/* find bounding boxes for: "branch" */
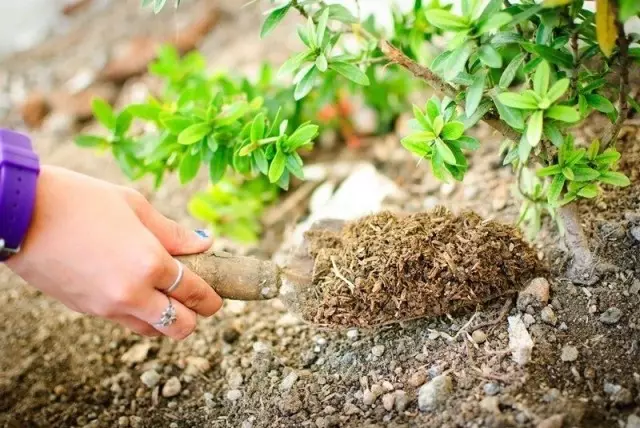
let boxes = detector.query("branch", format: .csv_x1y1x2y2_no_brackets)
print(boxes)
601,26,630,149
569,32,579,99
380,40,522,143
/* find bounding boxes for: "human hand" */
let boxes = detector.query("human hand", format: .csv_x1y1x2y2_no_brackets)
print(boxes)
6,165,222,339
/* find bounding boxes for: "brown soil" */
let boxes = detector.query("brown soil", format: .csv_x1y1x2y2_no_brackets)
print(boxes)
304,209,544,328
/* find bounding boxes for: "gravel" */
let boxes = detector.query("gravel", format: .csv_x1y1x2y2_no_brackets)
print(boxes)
161,377,182,398
517,277,550,311
140,370,160,388
279,371,299,392
483,383,500,396
226,389,242,402
560,345,579,362
541,306,558,326
417,374,453,412
471,329,487,344
371,345,385,357
600,307,622,324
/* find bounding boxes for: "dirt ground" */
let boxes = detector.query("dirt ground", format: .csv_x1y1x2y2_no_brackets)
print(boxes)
1,1,639,428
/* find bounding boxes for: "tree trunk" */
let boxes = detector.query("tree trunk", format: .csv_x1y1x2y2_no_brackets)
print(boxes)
559,203,599,285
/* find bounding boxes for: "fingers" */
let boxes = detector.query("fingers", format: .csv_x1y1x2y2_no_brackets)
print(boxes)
111,315,161,337
132,293,199,340
128,192,212,255
161,260,222,317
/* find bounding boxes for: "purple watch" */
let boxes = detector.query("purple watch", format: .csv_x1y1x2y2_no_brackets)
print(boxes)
0,129,40,262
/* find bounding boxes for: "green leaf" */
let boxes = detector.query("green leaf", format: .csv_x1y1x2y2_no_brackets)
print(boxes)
287,124,319,150
286,154,304,180
297,24,313,48
278,51,312,77
315,8,329,46
537,164,562,177
491,32,524,46
91,98,116,130
209,148,227,184
125,103,162,121
478,45,503,68
522,43,573,68
178,123,211,145
527,110,544,146
572,167,600,181
510,4,544,26
548,174,566,204
498,92,540,110
620,0,640,21
543,123,564,147
178,149,201,184
329,61,370,85
562,166,575,180
577,183,599,198
401,137,431,158
477,12,512,34
545,105,580,122
444,42,474,81
465,71,486,116
153,0,167,14
115,111,133,136
599,171,630,187
588,139,601,160
431,151,449,182
585,94,615,113
441,121,465,140
413,105,433,131
251,114,265,143
491,94,525,130
161,115,193,134
460,100,492,129
260,4,291,38
533,60,550,96
499,52,527,89
402,131,437,145
315,53,328,72
75,135,109,148
435,139,457,165
318,4,357,24
426,97,441,122
454,135,480,150
253,148,269,175
546,78,570,104
432,115,444,136
215,102,249,126
269,150,287,183
424,9,470,31
294,66,316,100
594,148,620,166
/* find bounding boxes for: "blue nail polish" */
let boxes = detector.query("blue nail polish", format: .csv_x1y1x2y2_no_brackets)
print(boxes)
195,229,210,239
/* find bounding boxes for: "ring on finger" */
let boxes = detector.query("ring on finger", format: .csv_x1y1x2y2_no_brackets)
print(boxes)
153,295,177,328
164,259,184,294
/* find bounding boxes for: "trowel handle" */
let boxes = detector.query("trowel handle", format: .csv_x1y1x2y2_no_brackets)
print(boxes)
175,251,281,300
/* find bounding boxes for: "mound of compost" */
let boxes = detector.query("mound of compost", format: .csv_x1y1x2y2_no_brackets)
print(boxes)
303,207,544,327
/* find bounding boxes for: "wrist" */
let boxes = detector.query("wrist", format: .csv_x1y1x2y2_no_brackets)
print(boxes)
0,129,40,262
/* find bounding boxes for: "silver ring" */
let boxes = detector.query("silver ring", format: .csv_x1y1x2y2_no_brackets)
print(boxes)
165,259,184,294
153,296,177,328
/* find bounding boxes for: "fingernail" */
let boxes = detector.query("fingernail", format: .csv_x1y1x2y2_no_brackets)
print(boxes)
194,229,210,239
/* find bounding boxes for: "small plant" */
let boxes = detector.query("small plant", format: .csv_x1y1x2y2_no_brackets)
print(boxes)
80,0,638,280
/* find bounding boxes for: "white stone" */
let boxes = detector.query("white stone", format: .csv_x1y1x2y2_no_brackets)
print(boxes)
508,315,534,366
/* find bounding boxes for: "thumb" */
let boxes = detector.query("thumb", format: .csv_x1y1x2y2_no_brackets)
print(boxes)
134,198,212,255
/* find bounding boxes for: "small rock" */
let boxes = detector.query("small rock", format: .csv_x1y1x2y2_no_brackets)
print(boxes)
203,392,215,408
394,390,408,412
382,393,395,411
600,307,622,324
53,385,67,396
471,330,487,344
343,402,361,415
610,386,633,406
140,370,160,388
118,416,129,427
371,345,385,357
537,414,564,428
278,393,303,415
222,327,241,343
523,313,536,327
627,414,640,428
253,342,270,353
382,381,394,391
559,322,568,331
226,389,242,402
541,306,558,326
508,315,534,366
162,377,182,398
517,278,550,311
417,374,453,412
184,357,210,375
346,329,359,340
279,372,299,392
561,345,579,362
363,390,377,406
483,383,500,396
129,416,143,428
630,226,640,242
408,371,427,387
228,370,243,388
480,396,501,414
630,280,640,295
121,343,151,365
543,388,561,403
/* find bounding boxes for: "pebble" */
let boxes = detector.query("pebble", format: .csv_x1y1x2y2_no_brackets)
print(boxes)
537,414,564,428
253,342,270,353
408,371,427,387
471,330,487,344
118,416,129,427
382,393,395,411
344,402,361,415
508,315,534,366
630,226,640,242
346,329,359,340
483,383,500,396
599,307,622,324
170,423,178,428
543,388,561,403
184,356,211,375
120,343,151,365
627,414,640,428
541,306,558,326
129,416,143,428
417,374,453,412
523,313,536,327
228,370,243,388
371,345,385,357
279,372,299,392
394,390,408,412
630,280,640,295
559,322,568,331
517,278,550,311
140,370,160,388
162,377,182,398
278,393,303,415
560,345,578,362
480,396,501,414
226,389,242,402
382,381,394,391
203,392,215,408
222,327,241,343
362,390,377,406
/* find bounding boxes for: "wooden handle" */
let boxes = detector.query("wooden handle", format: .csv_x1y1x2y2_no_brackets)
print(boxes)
175,251,282,300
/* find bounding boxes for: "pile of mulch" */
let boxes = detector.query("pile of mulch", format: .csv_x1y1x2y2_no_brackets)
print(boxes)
302,207,545,328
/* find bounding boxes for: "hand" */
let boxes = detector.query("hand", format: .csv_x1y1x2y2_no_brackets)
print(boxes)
6,165,222,339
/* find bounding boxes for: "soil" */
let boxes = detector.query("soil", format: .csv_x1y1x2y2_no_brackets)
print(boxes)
1,1,639,428
304,209,543,328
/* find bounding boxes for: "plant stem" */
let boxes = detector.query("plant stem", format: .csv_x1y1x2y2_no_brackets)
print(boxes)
558,204,599,285
379,40,522,143
601,26,630,150
569,31,579,99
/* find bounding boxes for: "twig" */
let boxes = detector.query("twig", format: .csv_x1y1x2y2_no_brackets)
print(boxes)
601,26,630,149
454,311,479,339
380,40,523,143
330,256,355,292
470,298,513,333
570,31,579,99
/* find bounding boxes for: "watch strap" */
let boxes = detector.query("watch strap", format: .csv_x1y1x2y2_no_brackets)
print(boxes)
0,129,40,261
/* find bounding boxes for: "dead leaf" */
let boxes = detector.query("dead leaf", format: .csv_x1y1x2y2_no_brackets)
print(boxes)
596,0,618,57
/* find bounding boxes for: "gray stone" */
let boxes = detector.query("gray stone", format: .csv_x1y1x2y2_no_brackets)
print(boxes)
537,414,564,428
279,372,299,392
121,343,151,365
627,414,640,428
483,383,500,396
480,396,500,414
472,330,487,344
140,370,160,388
226,389,242,401
118,416,129,427
600,307,622,324
382,393,395,411
418,375,453,412
408,371,427,387
561,345,579,362
394,390,408,412
523,313,536,327
371,345,385,357
541,306,558,326
162,377,182,398
517,278,550,311
228,370,243,388
630,226,640,242
630,280,640,295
